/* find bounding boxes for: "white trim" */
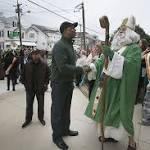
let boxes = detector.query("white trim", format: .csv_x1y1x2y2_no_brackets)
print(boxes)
87,63,97,81
97,123,129,141
92,87,102,117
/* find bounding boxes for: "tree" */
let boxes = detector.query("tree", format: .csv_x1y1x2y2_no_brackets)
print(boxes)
135,25,150,44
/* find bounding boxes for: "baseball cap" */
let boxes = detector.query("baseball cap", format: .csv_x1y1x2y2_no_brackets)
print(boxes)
60,21,78,34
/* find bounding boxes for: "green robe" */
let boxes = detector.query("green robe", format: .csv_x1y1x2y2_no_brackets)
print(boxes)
85,43,141,136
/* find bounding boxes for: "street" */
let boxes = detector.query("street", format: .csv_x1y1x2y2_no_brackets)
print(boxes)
0,79,150,150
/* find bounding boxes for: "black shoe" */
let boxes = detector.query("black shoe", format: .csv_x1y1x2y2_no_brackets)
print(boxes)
141,121,150,126
127,143,136,150
63,130,79,136
22,120,31,128
7,88,10,91
98,136,118,143
12,89,15,91
54,139,68,150
39,119,46,126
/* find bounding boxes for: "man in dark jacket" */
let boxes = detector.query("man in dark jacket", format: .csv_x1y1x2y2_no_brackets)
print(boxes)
4,51,17,91
21,50,50,128
51,22,83,150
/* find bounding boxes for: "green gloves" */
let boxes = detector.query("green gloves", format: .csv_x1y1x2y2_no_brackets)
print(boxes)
102,45,114,60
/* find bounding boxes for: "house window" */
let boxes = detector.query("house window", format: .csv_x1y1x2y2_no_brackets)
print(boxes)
13,21,15,27
0,31,4,37
22,32,24,39
2,31,4,37
7,31,10,37
13,21,17,27
0,42,4,49
29,33,35,38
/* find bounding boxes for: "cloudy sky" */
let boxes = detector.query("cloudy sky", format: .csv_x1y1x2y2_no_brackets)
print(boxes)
0,0,149,40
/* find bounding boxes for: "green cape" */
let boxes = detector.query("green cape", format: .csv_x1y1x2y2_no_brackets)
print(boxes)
85,44,141,136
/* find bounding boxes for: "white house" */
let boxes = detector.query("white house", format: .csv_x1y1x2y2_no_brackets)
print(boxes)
74,32,98,51
27,24,61,51
26,25,48,50
0,14,31,50
0,14,61,52
47,30,61,51
0,14,18,51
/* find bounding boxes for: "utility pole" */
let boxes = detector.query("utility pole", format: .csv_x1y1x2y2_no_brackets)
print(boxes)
15,0,22,50
79,24,82,50
75,2,86,51
14,0,24,69
81,2,86,51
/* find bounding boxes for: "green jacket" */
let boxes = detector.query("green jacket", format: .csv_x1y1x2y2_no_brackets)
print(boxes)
51,36,82,82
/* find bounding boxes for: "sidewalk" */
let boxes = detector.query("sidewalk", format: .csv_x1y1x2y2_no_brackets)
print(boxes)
0,84,150,150
0,78,24,95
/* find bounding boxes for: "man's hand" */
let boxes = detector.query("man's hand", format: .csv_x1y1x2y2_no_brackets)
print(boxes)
5,70,9,75
44,84,48,91
145,48,150,53
96,41,103,53
97,43,114,59
83,65,91,73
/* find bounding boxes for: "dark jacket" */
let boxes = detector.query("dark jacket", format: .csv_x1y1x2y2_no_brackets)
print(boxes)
51,36,83,82
4,52,14,71
4,52,18,77
21,60,50,93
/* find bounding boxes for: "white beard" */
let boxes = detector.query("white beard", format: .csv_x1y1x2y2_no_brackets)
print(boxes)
111,28,140,51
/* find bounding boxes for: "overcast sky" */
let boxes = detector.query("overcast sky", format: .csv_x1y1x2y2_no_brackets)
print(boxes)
0,0,149,40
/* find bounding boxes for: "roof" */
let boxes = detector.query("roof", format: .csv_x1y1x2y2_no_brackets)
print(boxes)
21,41,36,46
0,17,7,24
31,24,59,34
75,32,97,40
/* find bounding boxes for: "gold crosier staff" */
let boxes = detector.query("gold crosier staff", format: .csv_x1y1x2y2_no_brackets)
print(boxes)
99,15,110,150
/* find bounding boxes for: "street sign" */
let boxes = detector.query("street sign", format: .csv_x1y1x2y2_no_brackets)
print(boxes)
9,31,19,38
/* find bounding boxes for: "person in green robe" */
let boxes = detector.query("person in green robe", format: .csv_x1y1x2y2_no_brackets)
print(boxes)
85,16,141,150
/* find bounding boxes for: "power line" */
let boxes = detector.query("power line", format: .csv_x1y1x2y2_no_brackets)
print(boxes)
27,0,73,22
38,0,101,34
21,1,55,15
27,0,100,35
39,0,74,14
39,0,100,34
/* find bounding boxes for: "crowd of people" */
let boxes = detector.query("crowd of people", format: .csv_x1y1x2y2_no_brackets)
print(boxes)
1,15,150,150
0,47,49,90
